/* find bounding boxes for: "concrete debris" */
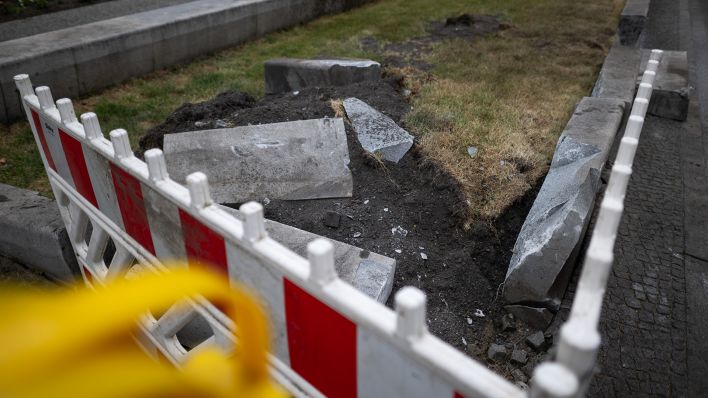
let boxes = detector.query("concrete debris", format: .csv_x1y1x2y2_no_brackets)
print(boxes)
505,305,554,330
343,97,414,163
265,58,381,94
526,331,547,352
511,348,529,365
323,211,341,228
163,118,353,203
467,146,478,158
487,343,508,363
391,226,408,236
500,312,516,332
420,253,428,260
475,309,485,318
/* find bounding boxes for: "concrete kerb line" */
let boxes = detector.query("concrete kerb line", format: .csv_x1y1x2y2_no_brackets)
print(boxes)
550,49,664,397
14,74,525,398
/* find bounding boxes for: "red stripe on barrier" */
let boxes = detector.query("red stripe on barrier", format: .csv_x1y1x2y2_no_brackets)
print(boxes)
110,164,156,255
31,110,56,171
454,392,467,398
178,209,228,275
284,279,357,398
59,129,98,207
82,266,93,285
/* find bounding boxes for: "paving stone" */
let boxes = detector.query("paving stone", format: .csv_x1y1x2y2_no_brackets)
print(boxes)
264,58,381,94
511,348,528,365
619,0,650,46
323,211,341,228
163,118,353,203
526,331,547,352
505,305,554,330
638,50,690,121
343,97,414,163
504,97,625,308
487,343,508,362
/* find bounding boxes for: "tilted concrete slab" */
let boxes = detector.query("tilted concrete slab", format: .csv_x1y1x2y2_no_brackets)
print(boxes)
592,44,641,107
0,0,373,123
504,97,626,307
163,118,353,203
0,183,79,282
219,205,396,303
619,0,650,46
638,50,689,121
343,97,414,163
264,58,381,94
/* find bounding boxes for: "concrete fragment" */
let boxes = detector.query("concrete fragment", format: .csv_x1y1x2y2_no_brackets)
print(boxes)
592,44,642,107
264,58,381,94
219,205,395,303
618,0,650,46
511,349,528,365
526,331,547,352
487,343,508,362
505,305,554,330
638,50,690,121
323,211,341,228
0,184,79,282
343,97,414,163
504,97,625,307
163,118,353,203
500,312,516,332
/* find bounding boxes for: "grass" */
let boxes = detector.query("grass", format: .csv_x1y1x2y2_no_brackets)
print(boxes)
0,0,624,223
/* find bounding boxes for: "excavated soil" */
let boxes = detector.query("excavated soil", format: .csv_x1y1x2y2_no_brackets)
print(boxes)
139,14,544,370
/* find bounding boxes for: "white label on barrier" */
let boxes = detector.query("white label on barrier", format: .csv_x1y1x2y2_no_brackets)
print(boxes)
40,116,75,188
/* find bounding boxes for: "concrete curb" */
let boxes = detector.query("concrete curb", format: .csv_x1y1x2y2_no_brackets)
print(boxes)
0,0,373,124
0,183,79,282
619,0,650,47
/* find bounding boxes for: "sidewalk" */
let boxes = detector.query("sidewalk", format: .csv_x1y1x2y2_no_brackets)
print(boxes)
559,0,708,396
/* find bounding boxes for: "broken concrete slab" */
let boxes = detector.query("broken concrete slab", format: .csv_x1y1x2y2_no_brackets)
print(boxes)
163,118,353,204
592,44,642,107
504,97,625,308
343,97,414,163
505,305,554,330
0,183,79,282
219,205,395,303
618,0,650,46
265,58,381,94
638,50,690,121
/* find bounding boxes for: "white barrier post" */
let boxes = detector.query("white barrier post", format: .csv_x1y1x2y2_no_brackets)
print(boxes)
110,129,133,159
56,98,78,125
240,202,267,243
307,239,336,286
530,363,579,398
81,113,103,140
145,149,169,182
36,86,55,110
186,172,212,210
395,286,427,341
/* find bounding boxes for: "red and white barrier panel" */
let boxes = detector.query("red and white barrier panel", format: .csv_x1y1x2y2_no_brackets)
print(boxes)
16,74,537,398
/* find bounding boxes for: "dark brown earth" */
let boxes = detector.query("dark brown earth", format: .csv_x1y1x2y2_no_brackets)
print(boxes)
139,14,546,374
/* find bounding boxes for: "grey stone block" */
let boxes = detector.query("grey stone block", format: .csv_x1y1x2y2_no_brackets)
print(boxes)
638,50,689,121
163,118,353,203
264,58,381,94
592,44,642,107
526,331,547,352
487,343,508,363
505,305,554,330
0,184,79,282
511,348,528,365
504,97,625,306
619,0,650,46
343,97,414,163
219,205,396,303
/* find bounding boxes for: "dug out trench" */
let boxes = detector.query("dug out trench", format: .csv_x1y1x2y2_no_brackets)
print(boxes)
139,77,541,361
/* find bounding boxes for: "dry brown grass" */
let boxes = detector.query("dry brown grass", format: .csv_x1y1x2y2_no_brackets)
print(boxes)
403,0,624,225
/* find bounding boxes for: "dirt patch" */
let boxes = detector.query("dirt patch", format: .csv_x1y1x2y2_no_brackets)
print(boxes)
361,13,507,70
139,75,543,371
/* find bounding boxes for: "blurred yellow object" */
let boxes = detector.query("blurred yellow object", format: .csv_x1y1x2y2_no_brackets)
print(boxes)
0,265,288,398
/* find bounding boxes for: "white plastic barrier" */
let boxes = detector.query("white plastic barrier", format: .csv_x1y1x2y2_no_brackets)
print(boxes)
15,74,532,398
548,49,665,397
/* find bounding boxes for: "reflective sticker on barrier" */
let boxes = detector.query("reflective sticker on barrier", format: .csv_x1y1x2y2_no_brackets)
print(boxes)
59,129,98,208
30,110,56,171
284,279,357,398
142,183,187,261
37,114,75,188
357,328,456,398
110,164,156,255
179,209,227,275
82,148,125,230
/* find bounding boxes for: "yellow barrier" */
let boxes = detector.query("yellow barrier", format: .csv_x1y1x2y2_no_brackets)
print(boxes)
0,266,288,398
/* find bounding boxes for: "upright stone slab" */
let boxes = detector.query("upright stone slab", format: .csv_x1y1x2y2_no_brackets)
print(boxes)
343,97,414,163
219,205,396,303
618,0,650,46
264,58,381,94
638,50,689,121
504,97,626,308
163,118,353,203
0,184,79,282
592,44,642,107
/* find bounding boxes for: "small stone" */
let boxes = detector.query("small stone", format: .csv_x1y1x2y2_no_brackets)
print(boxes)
526,331,547,352
467,146,478,158
512,368,528,383
293,91,300,96
420,253,428,260
500,313,516,332
462,337,467,346
487,344,508,363
194,120,209,128
323,211,341,228
394,249,402,254
511,348,528,365
391,226,408,236
474,309,485,318
364,200,370,204
466,317,473,325
214,119,228,128
353,232,362,238
384,208,389,212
